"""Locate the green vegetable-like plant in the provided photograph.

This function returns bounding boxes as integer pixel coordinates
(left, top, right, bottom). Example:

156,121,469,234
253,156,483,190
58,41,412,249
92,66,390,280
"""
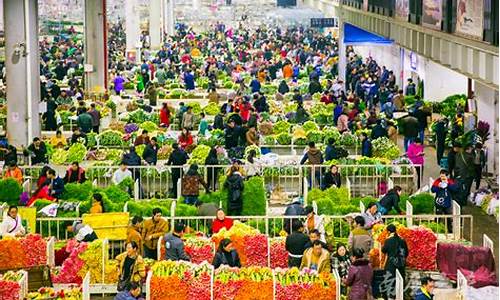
117,176,134,193
203,102,220,115
98,130,124,147
127,109,150,124
105,149,124,163
175,203,198,216
339,131,357,147
186,102,202,115
188,145,211,165
322,127,341,144
273,120,291,135
276,133,291,145
371,137,400,160
60,182,94,201
244,145,261,158
0,178,22,206
302,121,319,132
127,199,173,217
306,130,324,144
408,193,435,214
51,149,69,164
140,121,158,132
86,132,98,148
307,186,351,211
66,143,87,163
263,135,276,145
241,176,266,216
284,103,297,114
135,144,146,157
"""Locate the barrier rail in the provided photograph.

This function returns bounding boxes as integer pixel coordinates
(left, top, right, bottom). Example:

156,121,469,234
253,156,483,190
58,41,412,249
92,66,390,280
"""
35,213,474,242
395,269,403,300
483,234,494,258
20,163,419,199
457,269,467,300
82,272,90,300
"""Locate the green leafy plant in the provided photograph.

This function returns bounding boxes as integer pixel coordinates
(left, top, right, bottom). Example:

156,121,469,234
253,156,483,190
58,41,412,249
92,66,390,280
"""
241,176,266,216
372,137,400,160
0,179,22,206
66,143,87,163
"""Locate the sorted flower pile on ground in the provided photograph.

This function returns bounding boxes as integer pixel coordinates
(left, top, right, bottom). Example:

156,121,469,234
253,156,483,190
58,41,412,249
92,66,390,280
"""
0,271,23,300
214,266,273,300
275,267,337,300
0,234,46,269
212,221,268,266
150,260,212,300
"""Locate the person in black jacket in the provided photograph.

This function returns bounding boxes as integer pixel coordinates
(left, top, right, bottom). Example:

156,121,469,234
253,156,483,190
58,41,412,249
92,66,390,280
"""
167,143,189,197
377,186,403,215
278,80,290,95
321,165,341,190
285,219,310,268
447,143,460,178
434,118,448,165
25,137,48,165
213,110,225,130
224,166,244,216
224,120,239,150
371,119,388,139
382,224,409,285
205,147,219,191
212,238,241,269
142,138,158,165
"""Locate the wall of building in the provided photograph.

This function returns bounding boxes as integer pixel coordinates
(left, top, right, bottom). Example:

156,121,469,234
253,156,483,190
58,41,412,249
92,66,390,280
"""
474,81,499,176
353,44,468,101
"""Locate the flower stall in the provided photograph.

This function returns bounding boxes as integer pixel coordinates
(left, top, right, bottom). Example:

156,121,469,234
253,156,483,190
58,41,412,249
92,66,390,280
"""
372,223,438,271
0,234,51,270
0,270,28,300
213,266,274,300
146,260,213,300
211,221,268,267
275,268,338,300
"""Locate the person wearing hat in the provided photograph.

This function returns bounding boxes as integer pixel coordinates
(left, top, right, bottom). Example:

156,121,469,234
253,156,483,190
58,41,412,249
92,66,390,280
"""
69,220,98,242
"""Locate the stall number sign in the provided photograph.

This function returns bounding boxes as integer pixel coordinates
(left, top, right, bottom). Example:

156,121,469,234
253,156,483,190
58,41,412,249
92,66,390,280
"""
311,18,339,28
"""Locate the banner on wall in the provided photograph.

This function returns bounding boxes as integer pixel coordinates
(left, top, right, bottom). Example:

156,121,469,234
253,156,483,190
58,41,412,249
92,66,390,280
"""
395,0,409,21
422,0,443,29
455,0,484,39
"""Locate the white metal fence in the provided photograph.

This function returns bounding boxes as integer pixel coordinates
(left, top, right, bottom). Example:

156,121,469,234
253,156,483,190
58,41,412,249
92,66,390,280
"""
20,163,420,199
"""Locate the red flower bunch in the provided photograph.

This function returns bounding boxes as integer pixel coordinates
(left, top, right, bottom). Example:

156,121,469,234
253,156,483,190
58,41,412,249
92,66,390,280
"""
269,237,287,269
243,234,268,266
398,227,437,270
20,234,47,267
0,279,21,300
184,238,214,264
213,267,274,300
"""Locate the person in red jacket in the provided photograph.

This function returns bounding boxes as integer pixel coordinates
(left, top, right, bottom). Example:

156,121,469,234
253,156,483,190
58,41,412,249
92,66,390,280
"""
239,100,252,123
212,209,234,234
159,103,170,128
178,128,194,150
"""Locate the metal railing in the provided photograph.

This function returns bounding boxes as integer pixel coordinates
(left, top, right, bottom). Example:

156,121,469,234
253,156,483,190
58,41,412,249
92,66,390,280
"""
35,213,474,242
20,163,419,199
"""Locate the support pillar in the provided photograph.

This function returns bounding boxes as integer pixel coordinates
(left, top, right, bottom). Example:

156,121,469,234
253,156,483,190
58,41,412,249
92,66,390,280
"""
164,0,175,37
338,20,346,86
84,0,107,92
125,0,141,51
150,0,162,49
4,0,40,147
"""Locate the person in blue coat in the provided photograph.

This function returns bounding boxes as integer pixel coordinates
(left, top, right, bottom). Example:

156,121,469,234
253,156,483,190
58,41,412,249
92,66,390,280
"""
360,132,372,157
414,276,435,300
250,76,261,93
183,70,195,91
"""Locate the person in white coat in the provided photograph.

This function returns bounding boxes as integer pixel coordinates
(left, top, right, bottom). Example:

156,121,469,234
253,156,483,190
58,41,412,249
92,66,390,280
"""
303,206,326,243
0,205,26,237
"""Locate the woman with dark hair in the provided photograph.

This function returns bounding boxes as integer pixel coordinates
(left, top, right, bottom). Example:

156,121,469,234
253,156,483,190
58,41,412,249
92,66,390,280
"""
116,241,146,291
178,128,194,150
90,193,105,214
205,147,220,191
159,102,171,128
377,186,403,215
224,166,244,216
212,238,241,269
37,166,52,189
181,164,209,205
332,243,351,282
344,248,373,300
321,164,341,190
245,149,261,177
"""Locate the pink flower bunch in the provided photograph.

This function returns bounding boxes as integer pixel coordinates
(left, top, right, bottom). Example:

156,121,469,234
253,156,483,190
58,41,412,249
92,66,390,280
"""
52,241,88,284
269,238,287,269
187,272,211,300
19,234,47,267
276,283,303,300
0,280,20,300
185,243,214,264
243,234,268,266
213,279,243,300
